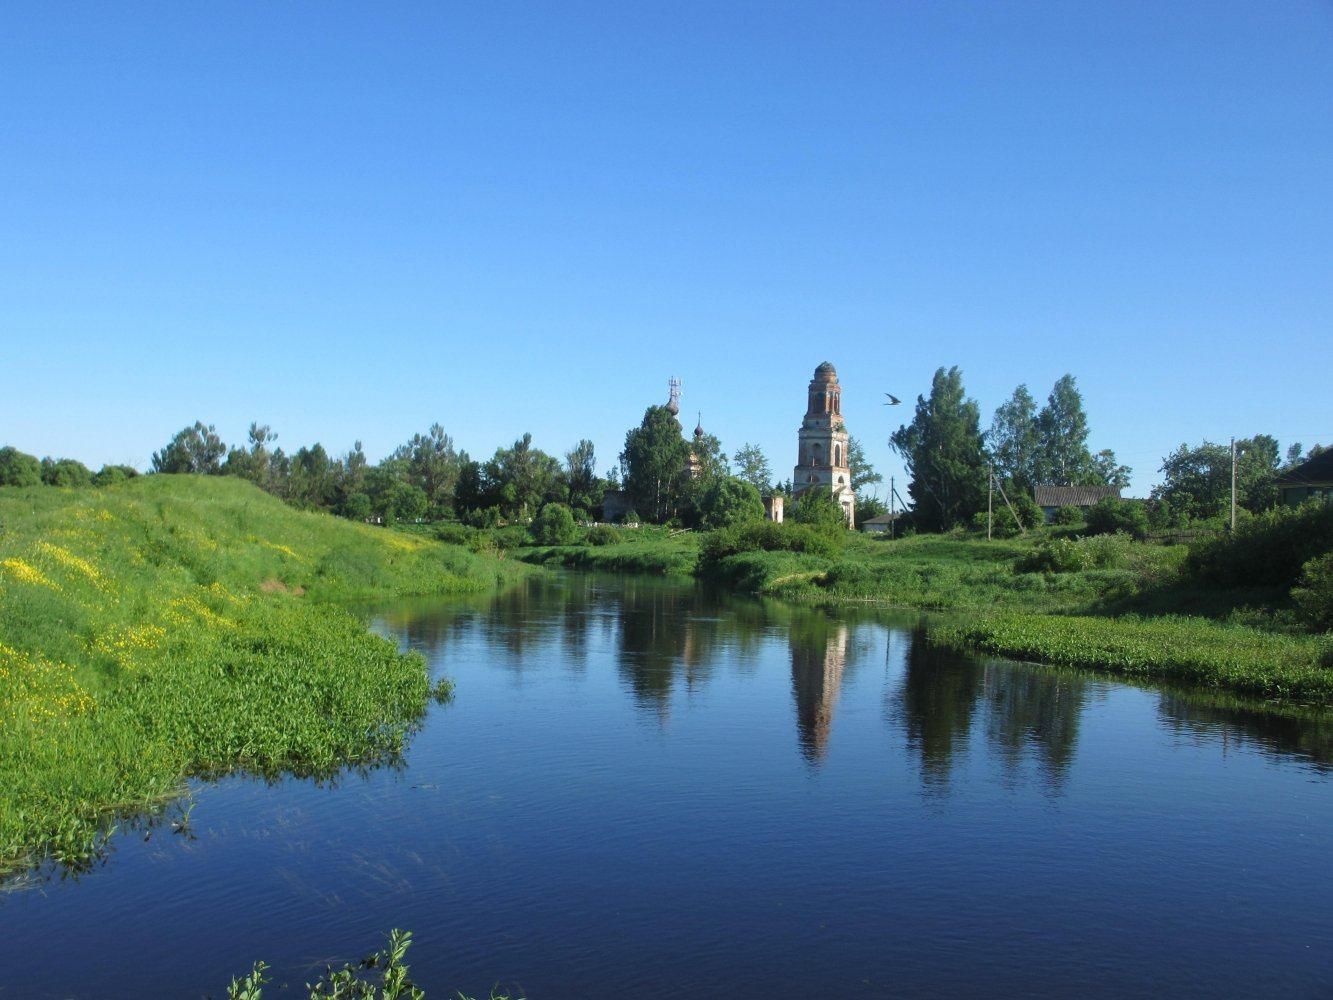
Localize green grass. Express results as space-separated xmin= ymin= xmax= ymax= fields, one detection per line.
xmin=929 ymin=614 xmax=1333 ymax=703
xmin=0 ymin=475 xmax=526 ymax=873
xmin=519 ymin=527 xmax=700 ymax=576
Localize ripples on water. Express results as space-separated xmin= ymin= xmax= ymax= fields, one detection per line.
xmin=1 ymin=573 xmax=1330 ymax=998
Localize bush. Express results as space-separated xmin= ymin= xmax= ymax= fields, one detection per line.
xmin=700 ymin=520 xmax=844 ymax=564
xmin=1084 ymin=498 xmax=1149 ymax=539
xmin=92 ymin=464 xmax=139 ymax=487
xmin=971 ymin=506 xmax=1024 ymax=538
xmin=1016 ymin=538 xmax=1089 ymax=574
xmin=0 ymin=447 xmax=41 ymax=487
xmin=1186 ymin=501 xmax=1333 ymax=588
xmin=1292 ymin=552 xmax=1333 ymax=631
xmin=792 ymin=487 xmax=848 ymax=534
xmin=585 ymin=525 xmax=621 ymax=546
xmin=432 ymin=522 xmax=472 ymax=546
xmin=40 ymin=457 xmax=93 ymax=488
xmin=617 ymin=509 xmax=641 ymax=526
xmin=694 ymin=476 xmax=764 ymax=530
xmin=1052 ymin=505 xmax=1083 ymax=526
xmin=530 ymin=503 xmax=578 ymax=545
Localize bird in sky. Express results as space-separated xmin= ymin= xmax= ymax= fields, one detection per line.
xmin=883 ymin=393 xmax=901 ymax=406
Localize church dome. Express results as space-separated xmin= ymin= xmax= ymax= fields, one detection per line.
xmin=814 ymin=361 xmax=837 ymax=380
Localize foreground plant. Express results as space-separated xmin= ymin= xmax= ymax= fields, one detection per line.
xmin=227 ymin=929 xmax=515 ymax=1000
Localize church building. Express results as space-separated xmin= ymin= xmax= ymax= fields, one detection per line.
xmin=793 ymin=361 xmax=855 ymax=525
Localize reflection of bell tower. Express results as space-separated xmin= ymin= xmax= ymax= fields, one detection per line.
xmin=790 ymin=623 xmax=849 ymax=763
xmin=793 ymin=362 xmax=854 ymax=525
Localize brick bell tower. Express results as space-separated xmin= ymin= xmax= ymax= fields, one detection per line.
xmin=793 ymin=361 xmax=855 ymax=525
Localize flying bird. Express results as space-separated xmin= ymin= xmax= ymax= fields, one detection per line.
xmin=883 ymin=393 xmax=901 ymax=406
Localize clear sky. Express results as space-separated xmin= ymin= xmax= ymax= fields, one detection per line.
xmin=2 ymin=1 xmax=1330 ymax=497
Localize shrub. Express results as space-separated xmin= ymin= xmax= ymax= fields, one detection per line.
xmin=1052 ymin=505 xmax=1083 ymax=526
xmin=1079 ymin=532 xmax=1134 ymax=570
xmin=971 ymin=506 xmax=1023 ymax=538
xmin=0 ymin=447 xmax=41 ymax=487
xmin=694 ymin=476 xmax=764 ymax=530
xmin=1292 ymin=552 xmax=1333 ymax=631
xmin=40 ymin=457 xmax=93 ymax=488
xmin=1016 ymin=538 xmax=1089 ymax=574
xmin=617 ymin=509 xmax=641 ymax=526
xmin=792 ymin=486 xmax=848 ymax=534
xmin=700 ymin=520 xmax=844 ymax=564
xmin=92 ymin=464 xmax=139 ymax=487
xmin=1186 ymin=501 xmax=1333 ymax=588
xmin=1085 ymin=498 xmax=1149 ymax=539
xmin=432 ymin=523 xmax=472 ymax=546
xmin=585 ymin=525 xmax=621 ymax=546
xmin=530 ymin=503 xmax=578 ymax=545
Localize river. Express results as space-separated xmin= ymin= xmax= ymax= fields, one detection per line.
xmin=1 ymin=573 xmax=1331 ymax=997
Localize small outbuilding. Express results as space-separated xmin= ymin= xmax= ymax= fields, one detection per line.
xmin=1276 ymin=450 xmax=1333 ymax=507
xmin=762 ymin=494 xmax=785 ymax=523
xmin=1033 ymin=484 xmax=1122 ymax=523
xmin=861 ymin=512 xmax=899 ymax=535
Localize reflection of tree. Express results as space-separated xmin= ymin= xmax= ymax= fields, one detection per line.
xmin=1156 ymin=691 xmax=1333 ymax=772
xmin=983 ymin=667 xmax=1089 ymax=793
xmin=891 ymin=630 xmax=984 ymax=794
xmin=789 ymin=614 xmax=850 ymax=763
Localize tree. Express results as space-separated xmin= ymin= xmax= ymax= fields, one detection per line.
xmin=40 ymin=457 xmax=93 ymax=488
xmin=1152 ymin=435 xmax=1280 ymax=520
xmin=696 ymin=477 xmax=764 ymax=530
xmin=564 ymin=439 xmax=601 ymax=514
xmin=1090 ymin=449 xmax=1132 ymax=489
xmin=153 ymin=422 xmax=226 ymax=474
xmin=530 ymin=502 xmax=579 ymax=545
xmin=394 ymin=424 xmax=462 ymax=518
xmin=793 ymin=486 xmax=849 ymax=533
xmin=384 ymin=482 xmax=428 ymax=523
xmin=621 ymin=406 xmax=691 ymax=524
xmin=484 ymin=433 xmax=565 ymax=520
xmin=733 ymin=443 xmax=773 ymax=494
xmin=93 ymin=464 xmax=138 ymax=487
xmin=0 ymin=446 xmax=42 ymax=487
xmin=224 ymin=423 xmax=278 ymax=487
xmin=847 ymin=436 xmax=882 ymax=495
xmin=1035 ymin=375 xmax=1094 ymax=485
xmin=889 ymin=367 xmax=988 ymax=532
xmin=990 ymin=385 xmax=1042 ymax=491
xmin=1084 ymin=497 xmax=1149 ymax=539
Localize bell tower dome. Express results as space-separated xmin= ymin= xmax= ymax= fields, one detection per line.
xmin=792 ymin=362 xmax=854 ymax=525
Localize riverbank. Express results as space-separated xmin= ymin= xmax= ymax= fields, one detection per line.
xmin=0 ymin=475 xmax=527 ymax=873
xmin=513 ymin=528 xmax=1333 ymax=704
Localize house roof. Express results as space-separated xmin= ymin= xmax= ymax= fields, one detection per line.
xmin=862 ymin=513 xmax=899 ymax=524
xmin=1033 ymin=484 xmax=1122 ymax=508
xmin=1276 ymin=449 xmax=1333 ymax=487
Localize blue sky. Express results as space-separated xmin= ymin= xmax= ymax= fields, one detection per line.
xmin=2 ymin=1 xmax=1330 ymax=497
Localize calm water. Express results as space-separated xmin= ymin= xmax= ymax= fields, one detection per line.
xmin=2 ymin=573 xmax=1332 ymax=998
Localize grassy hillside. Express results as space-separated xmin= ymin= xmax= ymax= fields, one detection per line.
xmin=0 ymin=475 xmax=526 ymax=873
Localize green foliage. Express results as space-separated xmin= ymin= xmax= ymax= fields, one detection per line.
xmin=92 ymin=464 xmax=139 ymax=487
xmin=1052 ymin=505 xmax=1084 ymax=526
xmin=700 ymin=520 xmax=845 ymax=564
xmin=384 ymin=482 xmax=429 ymax=523
xmin=39 ymin=457 xmax=93 ymax=488
xmin=929 ymin=614 xmax=1333 ymax=703
xmin=695 ymin=476 xmax=764 ymax=530
xmin=530 ymin=502 xmax=578 ymax=545
xmin=152 ymin=421 xmax=227 ymax=474
xmin=228 ymin=929 xmax=515 ymax=1000
xmin=990 ymin=385 xmax=1041 ymax=491
xmin=732 ymin=442 xmax=772 ymax=493
xmin=1186 ymin=501 xmax=1333 ymax=588
xmin=890 ymin=366 xmax=987 ymax=531
xmin=563 ymin=439 xmax=601 ymax=515
xmin=792 ymin=486 xmax=848 ymax=534
xmin=1153 ymin=435 xmax=1281 ymax=520
xmin=1084 ymin=497 xmax=1149 ymax=539
xmin=1293 ymin=553 xmax=1333 ymax=631
xmin=847 ymin=435 xmax=882 ymax=495
xmin=617 ymin=508 xmax=641 ymax=526
xmin=1035 ymin=374 xmax=1094 ymax=485
xmin=585 ymin=524 xmax=621 ymax=546
xmin=1017 ymin=538 xmax=1090 ymax=573
xmin=0 ymin=446 xmax=42 ymax=487
xmin=620 ymin=406 xmax=691 ymax=523
xmin=0 ymin=475 xmax=524 ymax=873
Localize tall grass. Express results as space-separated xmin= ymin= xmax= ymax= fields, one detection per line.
xmin=0 ymin=475 xmax=525 ymax=873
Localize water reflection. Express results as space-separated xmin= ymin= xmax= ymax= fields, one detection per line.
xmin=370 ymin=574 xmax=1333 ymax=792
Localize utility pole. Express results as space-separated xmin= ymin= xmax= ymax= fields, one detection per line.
xmin=987 ymin=460 xmax=994 ymax=541
xmin=889 ymin=475 xmax=896 ymax=539
xmin=1230 ymin=437 xmax=1238 ymax=533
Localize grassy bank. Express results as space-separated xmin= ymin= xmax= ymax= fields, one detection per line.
xmin=0 ymin=475 xmax=525 ymax=873
xmin=930 ymin=614 xmax=1333 ymax=703
xmin=514 ymin=527 xmax=1333 ymax=703
xmin=519 ymin=527 xmax=700 ymax=576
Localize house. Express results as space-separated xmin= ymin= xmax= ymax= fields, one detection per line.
xmin=1275 ymin=450 xmax=1333 ymax=507
xmin=1033 ymin=484 xmax=1121 ymax=523
xmin=861 ymin=512 xmax=899 ymax=535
